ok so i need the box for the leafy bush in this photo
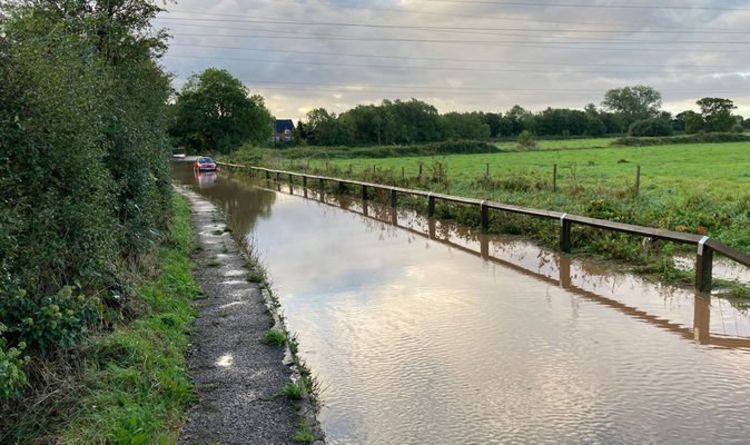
[628,118,673,137]
[517,130,537,150]
[0,286,99,352]
[0,323,29,400]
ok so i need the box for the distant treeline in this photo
[293,87,748,147]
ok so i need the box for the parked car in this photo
[194,156,217,171]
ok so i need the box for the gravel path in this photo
[177,187,299,445]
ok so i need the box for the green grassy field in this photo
[313,142,750,200]
[496,137,617,151]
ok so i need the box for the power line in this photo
[180,78,747,94]
[164,53,747,76]
[158,14,750,36]
[164,25,750,45]
[164,44,745,70]
[168,32,750,53]
[161,5,745,33]
[422,0,750,12]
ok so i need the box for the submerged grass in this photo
[1,195,202,443]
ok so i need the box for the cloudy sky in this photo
[154,0,750,121]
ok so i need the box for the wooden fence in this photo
[217,162,750,293]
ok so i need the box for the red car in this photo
[194,156,217,172]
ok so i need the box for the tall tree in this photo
[696,97,740,133]
[170,68,272,153]
[602,85,662,131]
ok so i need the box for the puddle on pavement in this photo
[174,163,750,444]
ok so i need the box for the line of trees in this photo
[1,0,172,399]
[293,86,746,146]
[161,67,748,152]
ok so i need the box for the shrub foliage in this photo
[0,1,172,399]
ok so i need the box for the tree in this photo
[304,108,340,145]
[440,112,490,140]
[170,68,272,153]
[481,112,503,138]
[584,104,606,136]
[696,97,740,133]
[602,85,662,131]
[674,110,699,133]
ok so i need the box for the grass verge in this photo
[1,195,201,443]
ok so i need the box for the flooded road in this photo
[173,163,750,444]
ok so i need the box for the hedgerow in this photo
[0,1,172,401]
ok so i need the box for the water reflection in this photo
[172,163,750,444]
[195,170,217,188]
[265,180,750,350]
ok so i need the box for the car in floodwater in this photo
[194,156,217,172]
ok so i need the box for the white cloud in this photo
[156,0,750,120]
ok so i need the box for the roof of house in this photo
[274,119,295,133]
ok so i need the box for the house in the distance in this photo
[273,119,295,143]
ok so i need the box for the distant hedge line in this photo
[0,2,172,400]
[614,132,750,146]
[276,140,499,159]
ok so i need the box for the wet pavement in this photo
[176,186,299,445]
[174,163,750,445]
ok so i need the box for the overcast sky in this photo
[154,0,750,121]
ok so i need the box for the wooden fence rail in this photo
[217,161,750,293]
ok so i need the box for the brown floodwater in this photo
[173,163,750,444]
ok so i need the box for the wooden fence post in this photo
[485,163,490,179]
[695,237,713,293]
[480,201,489,232]
[265,170,270,179]
[288,173,293,184]
[302,176,308,188]
[402,166,405,180]
[635,165,641,196]
[362,185,369,201]
[427,194,436,218]
[553,164,558,192]
[560,215,572,252]
[418,163,423,179]
[390,189,398,208]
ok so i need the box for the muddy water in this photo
[173,163,750,444]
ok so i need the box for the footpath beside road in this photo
[177,187,318,444]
